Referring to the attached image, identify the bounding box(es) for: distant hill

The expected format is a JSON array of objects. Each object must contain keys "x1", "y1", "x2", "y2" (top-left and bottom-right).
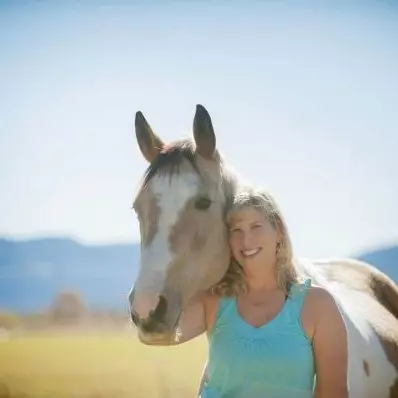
[
  {"x1": 0, "y1": 237, "x2": 140, "y2": 314},
  {"x1": 0, "y1": 237, "x2": 396, "y2": 314}
]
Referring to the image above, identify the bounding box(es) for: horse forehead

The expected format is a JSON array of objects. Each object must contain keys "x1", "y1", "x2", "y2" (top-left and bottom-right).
[{"x1": 150, "y1": 172, "x2": 200, "y2": 212}]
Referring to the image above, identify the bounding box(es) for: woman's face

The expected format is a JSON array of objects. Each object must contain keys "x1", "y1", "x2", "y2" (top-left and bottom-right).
[{"x1": 228, "y1": 206, "x2": 281, "y2": 269}]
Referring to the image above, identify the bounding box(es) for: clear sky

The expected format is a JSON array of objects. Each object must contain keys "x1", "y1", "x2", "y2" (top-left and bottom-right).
[{"x1": 1, "y1": 0, "x2": 397, "y2": 258}]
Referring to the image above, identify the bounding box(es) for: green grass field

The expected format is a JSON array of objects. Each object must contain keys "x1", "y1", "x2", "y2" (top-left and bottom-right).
[{"x1": 0, "y1": 330, "x2": 208, "y2": 398}]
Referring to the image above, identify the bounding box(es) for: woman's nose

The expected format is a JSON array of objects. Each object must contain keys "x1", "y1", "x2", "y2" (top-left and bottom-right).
[{"x1": 241, "y1": 230, "x2": 253, "y2": 248}]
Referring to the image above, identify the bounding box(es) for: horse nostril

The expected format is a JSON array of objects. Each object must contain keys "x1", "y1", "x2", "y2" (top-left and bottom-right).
[{"x1": 153, "y1": 295, "x2": 168, "y2": 321}]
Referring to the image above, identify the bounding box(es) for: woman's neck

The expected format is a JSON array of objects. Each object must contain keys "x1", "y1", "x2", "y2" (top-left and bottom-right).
[{"x1": 244, "y1": 264, "x2": 279, "y2": 293}]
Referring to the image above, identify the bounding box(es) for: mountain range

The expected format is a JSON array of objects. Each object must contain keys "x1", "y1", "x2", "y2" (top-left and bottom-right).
[{"x1": 0, "y1": 237, "x2": 397, "y2": 314}]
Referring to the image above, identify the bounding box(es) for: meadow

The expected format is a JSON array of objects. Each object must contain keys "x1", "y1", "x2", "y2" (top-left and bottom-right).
[{"x1": 0, "y1": 329, "x2": 208, "y2": 398}]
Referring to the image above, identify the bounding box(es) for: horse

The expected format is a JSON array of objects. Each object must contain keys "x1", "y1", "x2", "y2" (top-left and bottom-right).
[{"x1": 129, "y1": 104, "x2": 398, "y2": 397}]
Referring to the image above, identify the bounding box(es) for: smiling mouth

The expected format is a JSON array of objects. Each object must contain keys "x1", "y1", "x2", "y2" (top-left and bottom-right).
[{"x1": 241, "y1": 248, "x2": 262, "y2": 258}]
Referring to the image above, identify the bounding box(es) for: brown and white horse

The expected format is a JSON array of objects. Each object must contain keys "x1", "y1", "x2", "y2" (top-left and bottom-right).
[{"x1": 129, "y1": 104, "x2": 398, "y2": 397}]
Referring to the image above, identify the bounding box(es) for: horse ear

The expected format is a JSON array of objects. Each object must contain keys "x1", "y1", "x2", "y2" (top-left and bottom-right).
[
  {"x1": 135, "y1": 111, "x2": 164, "y2": 163},
  {"x1": 193, "y1": 104, "x2": 216, "y2": 159}
]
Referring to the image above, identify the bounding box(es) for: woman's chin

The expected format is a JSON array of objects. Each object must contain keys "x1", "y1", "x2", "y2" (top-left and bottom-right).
[{"x1": 240, "y1": 255, "x2": 272, "y2": 273}]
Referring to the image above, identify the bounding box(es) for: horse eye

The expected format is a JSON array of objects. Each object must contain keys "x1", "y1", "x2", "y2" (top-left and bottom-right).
[{"x1": 194, "y1": 196, "x2": 212, "y2": 210}]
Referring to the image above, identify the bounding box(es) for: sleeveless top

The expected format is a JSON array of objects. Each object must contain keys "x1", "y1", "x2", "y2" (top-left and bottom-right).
[{"x1": 199, "y1": 278, "x2": 315, "y2": 398}]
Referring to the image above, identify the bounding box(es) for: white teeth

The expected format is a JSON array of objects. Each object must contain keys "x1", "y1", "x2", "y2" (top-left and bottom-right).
[{"x1": 242, "y1": 248, "x2": 260, "y2": 257}]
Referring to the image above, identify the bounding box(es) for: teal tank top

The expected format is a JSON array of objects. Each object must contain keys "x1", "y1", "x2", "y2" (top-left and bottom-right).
[{"x1": 199, "y1": 278, "x2": 315, "y2": 398}]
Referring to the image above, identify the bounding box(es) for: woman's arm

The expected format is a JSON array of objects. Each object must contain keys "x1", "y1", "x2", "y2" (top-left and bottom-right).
[{"x1": 308, "y1": 287, "x2": 349, "y2": 398}]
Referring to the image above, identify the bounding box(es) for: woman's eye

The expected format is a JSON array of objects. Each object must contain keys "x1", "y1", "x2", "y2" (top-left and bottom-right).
[{"x1": 194, "y1": 196, "x2": 212, "y2": 210}]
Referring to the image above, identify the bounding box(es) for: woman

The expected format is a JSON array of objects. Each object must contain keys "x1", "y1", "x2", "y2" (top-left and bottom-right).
[{"x1": 140, "y1": 188, "x2": 348, "y2": 398}]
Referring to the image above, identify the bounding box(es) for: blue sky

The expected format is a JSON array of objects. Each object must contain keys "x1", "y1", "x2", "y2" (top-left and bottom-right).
[{"x1": 1, "y1": 1, "x2": 397, "y2": 258}]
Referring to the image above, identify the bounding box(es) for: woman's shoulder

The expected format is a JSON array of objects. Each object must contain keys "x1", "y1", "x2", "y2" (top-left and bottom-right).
[
  {"x1": 301, "y1": 284, "x2": 343, "y2": 339},
  {"x1": 301, "y1": 283, "x2": 340, "y2": 315},
  {"x1": 305, "y1": 284, "x2": 339, "y2": 309}
]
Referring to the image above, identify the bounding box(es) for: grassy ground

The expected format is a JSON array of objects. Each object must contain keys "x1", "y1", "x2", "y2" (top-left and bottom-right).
[{"x1": 0, "y1": 329, "x2": 208, "y2": 398}]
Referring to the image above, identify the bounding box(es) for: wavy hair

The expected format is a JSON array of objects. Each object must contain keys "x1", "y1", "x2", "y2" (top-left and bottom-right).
[{"x1": 210, "y1": 188, "x2": 300, "y2": 297}]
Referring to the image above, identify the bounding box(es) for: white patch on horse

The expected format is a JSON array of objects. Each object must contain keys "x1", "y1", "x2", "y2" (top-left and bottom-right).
[
  {"x1": 133, "y1": 172, "x2": 200, "y2": 318},
  {"x1": 298, "y1": 258, "x2": 397, "y2": 398},
  {"x1": 340, "y1": 292, "x2": 397, "y2": 398}
]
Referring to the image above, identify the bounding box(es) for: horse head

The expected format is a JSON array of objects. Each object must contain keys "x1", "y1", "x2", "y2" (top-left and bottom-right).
[{"x1": 129, "y1": 105, "x2": 236, "y2": 341}]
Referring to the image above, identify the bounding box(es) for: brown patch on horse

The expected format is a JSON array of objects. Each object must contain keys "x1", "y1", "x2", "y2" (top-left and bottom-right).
[
  {"x1": 369, "y1": 272, "x2": 398, "y2": 323},
  {"x1": 317, "y1": 258, "x2": 398, "y2": 321},
  {"x1": 317, "y1": 258, "x2": 398, "y2": 389},
  {"x1": 169, "y1": 196, "x2": 211, "y2": 254},
  {"x1": 363, "y1": 360, "x2": 370, "y2": 376},
  {"x1": 168, "y1": 197, "x2": 229, "y2": 293},
  {"x1": 390, "y1": 377, "x2": 398, "y2": 398}
]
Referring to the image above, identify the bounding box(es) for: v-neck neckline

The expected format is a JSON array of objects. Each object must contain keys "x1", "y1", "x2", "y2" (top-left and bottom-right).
[{"x1": 233, "y1": 285, "x2": 296, "y2": 331}]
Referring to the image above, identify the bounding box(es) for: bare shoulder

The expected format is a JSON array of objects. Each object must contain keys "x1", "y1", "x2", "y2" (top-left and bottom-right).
[
  {"x1": 301, "y1": 285, "x2": 345, "y2": 340},
  {"x1": 304, "y1": 285, "x2": 340, "y2": 313}
]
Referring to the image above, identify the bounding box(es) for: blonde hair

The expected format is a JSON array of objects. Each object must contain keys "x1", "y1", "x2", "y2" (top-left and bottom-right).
[{"x1": 210, "y1": 188, "x2": 299, "y2": 297}]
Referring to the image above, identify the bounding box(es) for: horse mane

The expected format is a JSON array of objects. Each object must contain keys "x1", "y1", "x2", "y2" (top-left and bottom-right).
[{"x1": 142, "y1": 139, "x2": 198, "y2": 186}]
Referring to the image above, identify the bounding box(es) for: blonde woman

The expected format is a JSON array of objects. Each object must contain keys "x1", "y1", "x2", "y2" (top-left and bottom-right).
[{"x1": 143, "y1": 188, "x2": 348, "y2": 398}]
